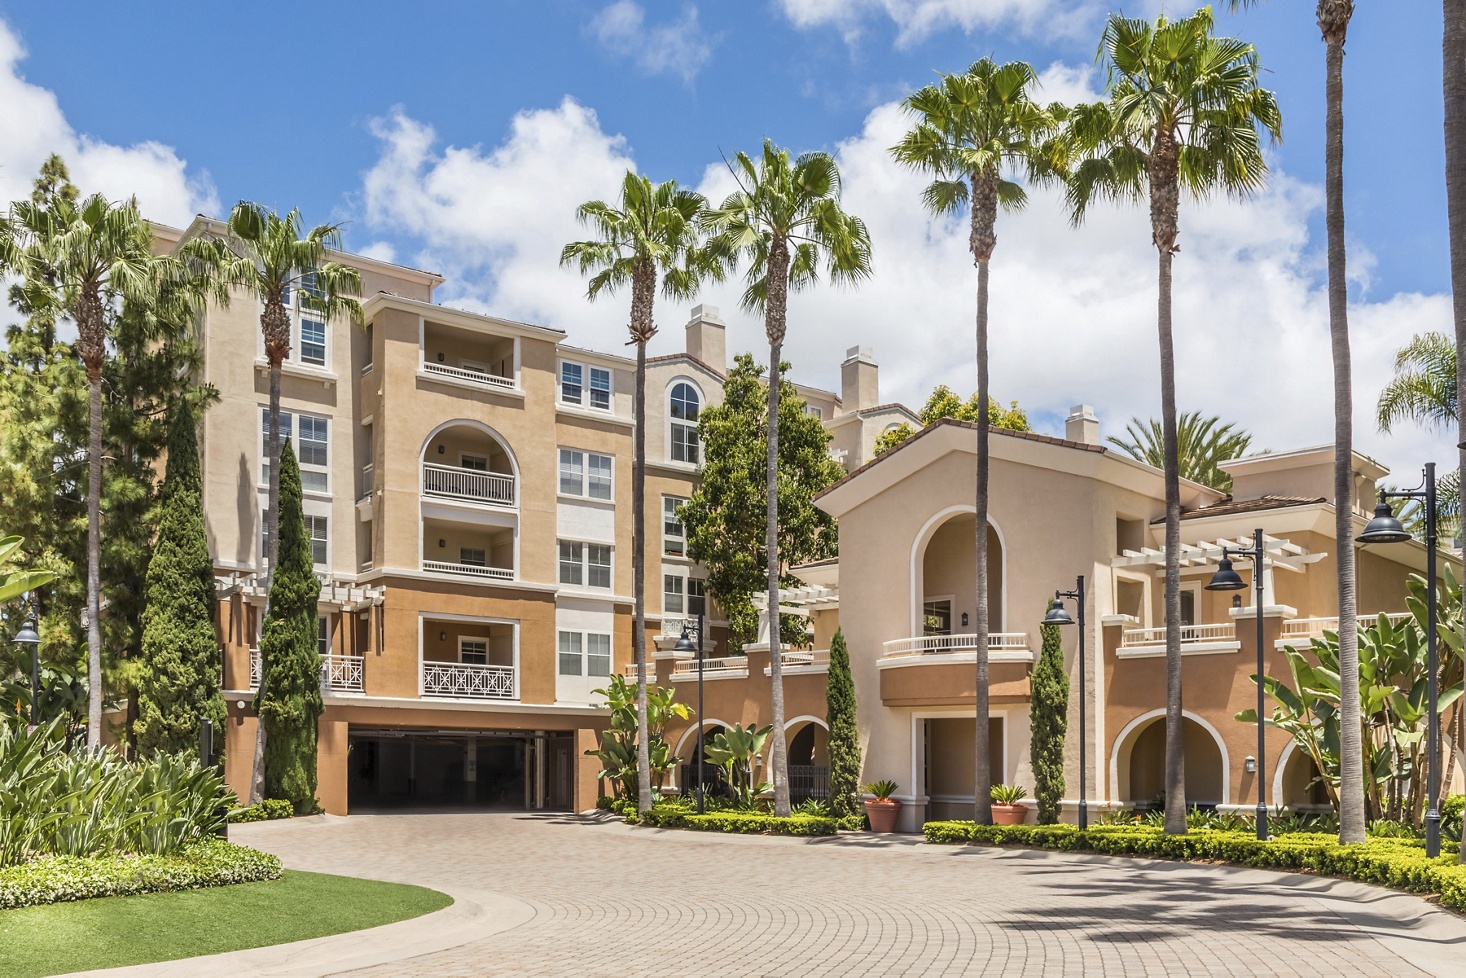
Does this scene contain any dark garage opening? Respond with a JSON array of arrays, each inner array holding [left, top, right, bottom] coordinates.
[[348, 728, 575, 812]]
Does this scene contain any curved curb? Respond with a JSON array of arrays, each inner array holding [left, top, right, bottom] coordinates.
[[53, 885, 535, 978]]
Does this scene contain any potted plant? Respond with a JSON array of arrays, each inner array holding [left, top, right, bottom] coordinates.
[[990, 783, 1029, 825], [863, 779, 901, 832]]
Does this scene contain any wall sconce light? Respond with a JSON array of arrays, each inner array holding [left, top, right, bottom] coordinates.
[[1232, 594, 1243, 609], [436, 352, 445, 363], [1244, 755, 1257, 774], [438, 444, 446, 454], [961, 612, 969, 628], [439, 631, 447, 642], [438, 539, 446, 548]]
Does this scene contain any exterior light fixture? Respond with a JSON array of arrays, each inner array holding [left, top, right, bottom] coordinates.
[[1040, 580, 1085, 828], [672, 617, 707, 814], [1356, 500, 1411, 545], [1206, 529, 1269, 840], [961, 612, 969, 628], [14, 614, 40, 726], [1207, 557, 1245, 591], [1244, 756, 1257, 774], [438, 444, 446, 454]]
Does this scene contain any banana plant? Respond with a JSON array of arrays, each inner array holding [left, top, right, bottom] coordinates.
[[585, 675, 694, 801], [702, 723, 773, 810]]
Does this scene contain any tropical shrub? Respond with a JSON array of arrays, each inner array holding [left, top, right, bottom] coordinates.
[[863, 779, 898, 799], [584, 674, 691, 800], [703, 723, 773, 809], [991, 783, 1028, 805], [227, 798, 295, 823], [639, 801, 837, 836]]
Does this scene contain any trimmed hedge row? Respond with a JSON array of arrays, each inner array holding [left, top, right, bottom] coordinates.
[[227, 799, 295, 823], [639, 805, 838, 836], [924, 821, 1466, 914], [0, 838, 283, 910]]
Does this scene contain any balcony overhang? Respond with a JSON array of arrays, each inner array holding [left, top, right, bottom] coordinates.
[[421, 498, 518, 528]]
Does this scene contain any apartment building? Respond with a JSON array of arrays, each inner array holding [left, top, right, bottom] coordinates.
[[155, 219, 912, 815]]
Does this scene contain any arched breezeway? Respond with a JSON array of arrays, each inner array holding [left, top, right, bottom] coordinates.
[[1110, 709, 1230, 809]]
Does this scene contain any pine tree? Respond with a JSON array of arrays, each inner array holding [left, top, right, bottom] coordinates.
[[134, 400, 226, 758], [256, 440, 322, 811], [1029, 620, 1069, 824], [825, 628, 862, 820]]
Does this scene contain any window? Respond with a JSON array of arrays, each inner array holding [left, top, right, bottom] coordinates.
[[663, 496, 686, 556], [459, 638, 488, 665], [589, 367, 611, 410], [1179, 587, 1198, 627], [261, 409, 329, 494], [560, 362, 583, 405], [804, 404, 823, 420], [559, 540, 611, 589], [278, 274, 333, 368], [670, 383, 701, 464], [305, 515, 328, 567], [317, 616, 330, 656], [558, 541, 583, 586], [558, 449, 613, 499], [923, 599, 952, 636], [558, 630, 611, 677], [664, 574, 684, 615], [461, 454, 488, 471], [460, 547, 487, 567], [688, 578, 706, 617], [300, 318, 326, 366]]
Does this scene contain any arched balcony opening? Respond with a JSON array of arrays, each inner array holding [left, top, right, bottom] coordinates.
[[1113, 711, 1228, 810], [421, 422, 517, 509]]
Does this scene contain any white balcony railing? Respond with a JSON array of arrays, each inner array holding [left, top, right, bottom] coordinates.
[[881, 633, 1031, 658], [671, 656, 749, 680], [422, 463, 516, 507], [1279, 612, 1412, 642], [422, 661, 517, 700], [421, 361, 516, 391], [422, 559, 514, 581], [359, 463, 373, 501], [248, 650, 363, 693], [1120, 622, 1236, 647]]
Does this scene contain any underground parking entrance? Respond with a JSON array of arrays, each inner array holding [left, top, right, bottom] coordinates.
[[348, 727, 576, 812]]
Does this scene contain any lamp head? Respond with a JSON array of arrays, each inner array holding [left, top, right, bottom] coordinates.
[[673, 624, 697, 654], [1042, 596, 1074, 627], [1356, 500, 1411, 545], [14, 617, 40, 648], [1206, 557, 1246, 591]]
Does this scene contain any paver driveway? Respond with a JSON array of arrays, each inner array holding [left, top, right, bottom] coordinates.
[[232, 813, 1466, 977]]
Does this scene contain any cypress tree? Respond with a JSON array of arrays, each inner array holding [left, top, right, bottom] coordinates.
[[134, 400, 225, 758], [825, 628, 862, 819], [1030, 619, 1069, 824], [256, 440, 322, 811]]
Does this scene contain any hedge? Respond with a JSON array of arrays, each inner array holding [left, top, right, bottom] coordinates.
[[638, 804, 838, 836], [227, 799, 295, 823], [923, 821, 1466, 914], [0, 838, 282, 910]]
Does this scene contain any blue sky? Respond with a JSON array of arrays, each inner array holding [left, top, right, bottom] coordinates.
[[0, 1, 1455, 475]]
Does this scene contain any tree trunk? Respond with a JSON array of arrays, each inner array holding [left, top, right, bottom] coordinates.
[[766, 236, 792, 819], [1321, 4, 1366, 845], [1150, 132, 1187, 836], [1442, 0, 1466, 865], [630, 260, 657, 813], [250, 357, 283, 804], [86, 371, 103, 749], [971, 167, 998, 826]]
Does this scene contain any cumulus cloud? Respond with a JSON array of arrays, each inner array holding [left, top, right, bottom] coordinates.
[[0, 19, 216, 225], [359, 83, 1453, 480], [776, 0, 1134, 47], [589, 1, 713, 83]]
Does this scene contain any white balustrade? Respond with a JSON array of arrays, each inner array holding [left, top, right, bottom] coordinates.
[[248, 650, 363, 693], [1120, 622, 1236, 647], [777, 648, 830, 669], [422, 463, 516, 506], [422, 661, 517, 700], [422, 559, 514, 580], [421, 360, 516, 391], [671, 656, 749, 680], [359, 463, 373, 500], [1280, 612, 1411, 641], [881, 633, 1031, 658]]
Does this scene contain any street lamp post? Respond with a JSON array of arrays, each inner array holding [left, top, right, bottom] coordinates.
[[15, 613, 41, 726], [1205, 527, 1269, 841], [1042, 575, 1087, 830], [674, 614, 707, 815], [1356, 463, 1442, 857]]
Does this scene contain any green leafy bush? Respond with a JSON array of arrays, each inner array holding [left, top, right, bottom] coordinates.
[[0, 838, 281, 910], [639, 803, 836, 836], [227, 799, 295, 823]]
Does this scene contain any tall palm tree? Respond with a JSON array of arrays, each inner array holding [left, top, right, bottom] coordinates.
[[7, 193, 191, 747], [561, 172, 719, 813], [1229, 0, 1365, 846], [1445, 4, 1466, 865], [890, 58, 1065, 825], [704, 141, 872, 817], [198, 203, 361, 802], [1108, 412, 1254, 492], [1067, 9, 1281, 835]]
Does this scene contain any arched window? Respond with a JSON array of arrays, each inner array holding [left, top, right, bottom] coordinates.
[[670, 382, 701, 464]]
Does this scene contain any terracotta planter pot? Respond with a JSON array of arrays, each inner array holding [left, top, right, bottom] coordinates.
[[864, 798, 902, 833], [991, 803, 1028, 826]]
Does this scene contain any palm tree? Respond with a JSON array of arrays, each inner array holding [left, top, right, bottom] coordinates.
[[1229, 0, 1365, 845], [1108, 413, 1254, 492], [561, 172, 719, 814], [1067, 9, 1281, 834], [7, 193, 191, 747], [1377, 332, 1455, 433], [704, 141, 872, 817], [198, 203, 361, 802], [890, 58, 1065, 825]]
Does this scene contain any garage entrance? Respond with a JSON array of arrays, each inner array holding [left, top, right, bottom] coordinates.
[[348, 728, 575, 812]]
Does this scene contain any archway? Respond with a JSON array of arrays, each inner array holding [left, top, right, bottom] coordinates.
[[1111, 710, 1229, 808], [784, 717, 830, 802], [675, 720, 730, 797], [910, 507, 1005, 638], [1275, 741, 1330, 810]]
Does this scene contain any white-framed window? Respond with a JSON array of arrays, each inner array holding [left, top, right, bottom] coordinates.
[[663, 496, 687, 556], [560, 360, 613, 411], [664, 572, 706, 615], [260, 408, 330, 494], [317, 616, 330, 656], [669, 382, 701, 464], [688, 578, 706, 616], [306, 515, 328, 567], [923, 598, 952, 636], [1179, 582, 1201, 627], [559, 540, 611, 589], [461, 453, 488, 471], [460, 547, 487, 567], [279, 273, 333, 368], [804, 404, 823, 420], [459, 638, 488, 665], [558, 448, 613, 500], [557, 630, 611, 677]]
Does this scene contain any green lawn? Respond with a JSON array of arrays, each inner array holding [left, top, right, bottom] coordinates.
[[0, 871, 452, 978]]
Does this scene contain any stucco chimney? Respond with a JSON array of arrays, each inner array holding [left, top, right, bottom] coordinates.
[[841, 346, 878, 412], [684, 304, 726, 372], [1065, 404, 1099, 445]]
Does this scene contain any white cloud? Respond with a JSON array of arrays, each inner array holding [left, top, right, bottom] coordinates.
[[589, 1, 712, 84], [0, 19, 216, 225], [776, 0, 1129, 47], [356, 241, 398, 264], [358, 79, 1454, 481]]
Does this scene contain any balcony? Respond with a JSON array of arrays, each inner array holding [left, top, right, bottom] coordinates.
[[763, 649, 830, 675], [877, 634, 1033, 706], [422, 518, 515, 582], [423, 463, 516, 507], [880, 633, 1033, 661], [422, 661, 517, 700], [1117, 622, 1239, 659], [422, 560, 513, 581], [670, 656, 749, 681], [248, 649, 364, 694], [1279, 613, 1410, 643], [421, 360, 516, 391]]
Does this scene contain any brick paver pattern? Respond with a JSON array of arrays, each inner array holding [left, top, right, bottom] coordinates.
[[238, 813, 1448, 977]]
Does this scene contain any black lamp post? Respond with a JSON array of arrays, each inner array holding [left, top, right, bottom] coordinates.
[[674, 614, 706, 815], [1356, 463, 1442, 857], [1206, 527, 1269, 841], [1042, 575, 1087, 830], [15, 613, 41, 726]]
